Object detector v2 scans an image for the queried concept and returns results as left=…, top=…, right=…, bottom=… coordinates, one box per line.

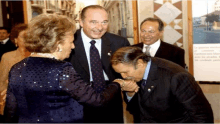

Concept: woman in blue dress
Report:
left=4, top=14, right=138, bottom=123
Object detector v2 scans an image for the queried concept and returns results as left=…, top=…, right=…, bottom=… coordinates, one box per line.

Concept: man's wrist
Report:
left=126, top=91, right=135, bottom=97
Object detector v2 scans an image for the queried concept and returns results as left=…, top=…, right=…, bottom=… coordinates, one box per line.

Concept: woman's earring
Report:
left=15, top=39, right=18, bottom=47
left=58, top=47, right=62, bottom=52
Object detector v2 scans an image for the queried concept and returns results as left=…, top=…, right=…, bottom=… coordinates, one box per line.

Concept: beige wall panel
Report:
left=182, top=0, right=189, bottom=70
left=137, top=0, right=154, bottom=43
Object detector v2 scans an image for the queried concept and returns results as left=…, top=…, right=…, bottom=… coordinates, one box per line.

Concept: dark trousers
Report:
left=83, top=81, right=123, bottom=123
left=0, top=114, right=4, bottom=123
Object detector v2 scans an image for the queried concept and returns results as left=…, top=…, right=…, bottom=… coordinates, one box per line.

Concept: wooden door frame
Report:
left=132, top=0, right=139, bottom=44
left=188, top=0, right=193, bottom=75
left=22, top=0, right=28, bottom=24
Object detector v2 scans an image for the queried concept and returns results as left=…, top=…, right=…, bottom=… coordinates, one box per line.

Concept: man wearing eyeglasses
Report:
left=67, top=5, right=130, bottom=123
left=133, top=17, right=186, bottom=68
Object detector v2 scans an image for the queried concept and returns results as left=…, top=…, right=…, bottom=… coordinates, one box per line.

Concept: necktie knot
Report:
left=141, top=79, right=147, bottom=89
left=145, top=45, right=151, bottom=56
left=90, top=40, right=96, bottom=45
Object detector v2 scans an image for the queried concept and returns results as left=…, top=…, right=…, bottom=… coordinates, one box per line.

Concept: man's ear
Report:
left=79, top=18, right=84, bottom=28
left=159, top=30, right=164, bottom=37
left=137, top=59, right=144, bottom=68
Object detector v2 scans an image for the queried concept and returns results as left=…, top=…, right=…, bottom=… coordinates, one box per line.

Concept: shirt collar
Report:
left=1, top=38, right=9, bottom=44
left=143, top=39, right=160, bottom=48
left=143, top=59, right=151, bottom=80
left=81, top=28, right=101, bottom=46
left=143, top=39, right=161, bottom=57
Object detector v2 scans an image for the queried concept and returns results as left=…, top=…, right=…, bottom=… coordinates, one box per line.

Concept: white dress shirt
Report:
left=81, top=28, right=109, bottom=82
left=143, top=39, right=161, bottom=57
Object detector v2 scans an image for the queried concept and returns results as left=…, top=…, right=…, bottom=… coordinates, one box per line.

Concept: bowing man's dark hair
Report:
left=111, top=46, right=150, bottom=68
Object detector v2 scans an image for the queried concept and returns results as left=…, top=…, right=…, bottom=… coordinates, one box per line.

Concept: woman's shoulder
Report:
left=44, top=58, right=73, bottom=67
left=10, top=57, right=74, bottom=71
left=27, top=57, right=73, bottom=69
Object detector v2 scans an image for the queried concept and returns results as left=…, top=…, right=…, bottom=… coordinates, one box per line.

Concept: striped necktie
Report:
left=145, top=45, right=151, bottom=56
left=141, top=79, right=147, bottom=89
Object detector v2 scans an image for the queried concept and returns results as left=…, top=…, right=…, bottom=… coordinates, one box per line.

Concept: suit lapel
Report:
left=74, top=30, right=90, bottom=76
left=155, top=41, right=166, bottom=58
left=101, top=35, right=112, bottom=78
left=135, top=42, right=144, bottom=49
left=140, top=58, right=160, bottom=103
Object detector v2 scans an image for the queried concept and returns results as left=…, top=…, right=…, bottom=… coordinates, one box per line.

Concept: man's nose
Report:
left=96, top=23, right=103, bottom=30
left=121, top=73, right=127, bottom=79
left=143, top=32, right=151, bottom=37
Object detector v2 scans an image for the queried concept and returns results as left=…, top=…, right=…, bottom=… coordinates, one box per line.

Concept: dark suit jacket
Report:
left=0, top=39, right=17, bottom=61
left=127, top=57, right=213, bottom=123
left=67, top=30, right=130, bottom=123
left=133, top=41, right=185, bottom=67
left=4, top=57, right=121, bottom=123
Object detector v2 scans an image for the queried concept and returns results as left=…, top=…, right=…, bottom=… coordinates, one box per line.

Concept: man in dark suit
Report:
left=111, top=46, right=213, bottom=123
left=0, top=27, right=17, bottom=61
left=133, top=18, right=185, bottom=68
left=67, top=5, right=130, bottom=123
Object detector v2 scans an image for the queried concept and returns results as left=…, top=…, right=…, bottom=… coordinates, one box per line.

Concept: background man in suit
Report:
left=111, top=46, right=213, bottom=123
left=67, top=5, right=130, bottom=123
left=133, top=18, right=185, bottom=68
left=0, top=27, right=17, bottom=61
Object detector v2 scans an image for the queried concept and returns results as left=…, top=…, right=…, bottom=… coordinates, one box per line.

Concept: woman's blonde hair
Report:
left=25, top=14, right=76, bottom=53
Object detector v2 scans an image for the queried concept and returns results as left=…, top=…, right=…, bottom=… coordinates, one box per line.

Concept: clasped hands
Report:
left=114, top=79, right=139, bottom=93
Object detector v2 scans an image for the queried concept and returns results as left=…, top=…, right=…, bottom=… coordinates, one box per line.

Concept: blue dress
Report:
left=4, top=57, right=120, bottom=123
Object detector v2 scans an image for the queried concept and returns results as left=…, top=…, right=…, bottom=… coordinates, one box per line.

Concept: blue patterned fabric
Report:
left=4, top=57, right=120, bottom=123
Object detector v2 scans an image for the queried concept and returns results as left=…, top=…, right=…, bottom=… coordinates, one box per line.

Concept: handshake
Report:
left=114, top=79, right=139, bottom=97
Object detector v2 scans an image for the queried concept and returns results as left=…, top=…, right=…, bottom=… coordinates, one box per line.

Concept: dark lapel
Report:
left=74, top=30, right=90, bottom=75
left=100, top=34, right=112, bottom=78
left=140, top=58, right=160, bottom=103
left=4, top=39, right=16, bottom=50
left=155, top=41, right=167, bottom=58
left=134, top=42, right=144, bottom=49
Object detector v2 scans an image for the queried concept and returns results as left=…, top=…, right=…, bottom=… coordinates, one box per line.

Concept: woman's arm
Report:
left=59, top=64, right=121, bottom=107
left=4, top=83, right=18, bottom=123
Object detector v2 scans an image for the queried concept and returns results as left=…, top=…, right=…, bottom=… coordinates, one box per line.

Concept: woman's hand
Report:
left=1, top=89, right=7, bottom=102
left=114, top=79, right=139, bottom=92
